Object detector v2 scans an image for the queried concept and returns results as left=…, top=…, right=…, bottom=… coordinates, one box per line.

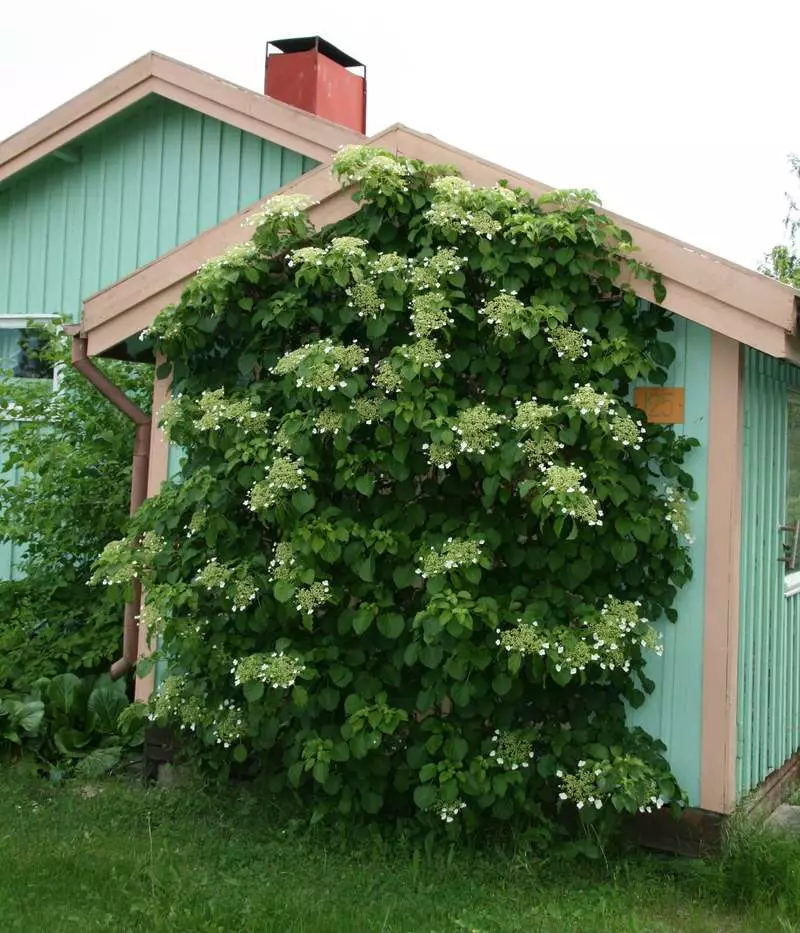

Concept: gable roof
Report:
left=0, top=51, right=363, bottom=186
left=79, top=124, right=800, bottom=360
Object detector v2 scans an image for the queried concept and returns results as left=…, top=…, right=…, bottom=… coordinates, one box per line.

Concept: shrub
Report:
left=0, top=325, right=152, bottom=687
left=94, top=147, right=697, bottom=836
left=0, top=672, right=145, bottom=776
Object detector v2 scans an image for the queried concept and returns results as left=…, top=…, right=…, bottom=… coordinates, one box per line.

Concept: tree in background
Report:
left=0, top=325, right=152, bottom=688
left=761, top=154, right=800, bottom=288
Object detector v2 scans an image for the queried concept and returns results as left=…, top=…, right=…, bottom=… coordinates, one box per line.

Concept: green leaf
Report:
left=233, top=745, right=248, bottom=763
left=75, top=747, right=123, bottom=779
left=355, top=474, right=375, bottom=497
left=243, top=682, right=265, bottom=703
left=47, top=674, right=82, bottom=717
left=354, top=557, right=375, bottom=582
left=318, top=687, right=340, bottom=711
left=292, top=685, right=308, bottom=709
left=329, top=665, right=353, bottom=688
left=413, top=784, right=437, bottom=810
left=611, top=539, right=637, bottom=564
left=53, top=727, right=93, bottom=758
left=392, top=565, right=417, bottom=589
left=291, top=490, right=315, bottom=514
left=377, top=613, right=405, bottom=639
left=492, top=673, right=512, bottom=696
left=87, top=686, right=128, bottom=734
left=353, top=607, right=375, bottom=635
left=419, top=645, right=443, bottom=668
left=274, top=580, right=295, bottom=603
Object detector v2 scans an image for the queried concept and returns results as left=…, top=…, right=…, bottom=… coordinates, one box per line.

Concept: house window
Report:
left=0, top=320, right=55, bottom=381
left=785, top=389, right=800, bottom=595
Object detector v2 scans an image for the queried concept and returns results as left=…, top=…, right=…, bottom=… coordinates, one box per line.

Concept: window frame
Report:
left=0, top=315, right=59, bottom=389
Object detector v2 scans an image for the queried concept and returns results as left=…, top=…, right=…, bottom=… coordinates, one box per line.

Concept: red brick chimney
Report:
left=265, top=37, right=366, bottom=134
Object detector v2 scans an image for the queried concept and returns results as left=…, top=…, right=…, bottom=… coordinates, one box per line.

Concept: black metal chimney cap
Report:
left=268, top=36, right=363, bottom=70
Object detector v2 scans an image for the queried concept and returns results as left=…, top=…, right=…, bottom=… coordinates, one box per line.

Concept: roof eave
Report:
left=80, top=124, right=800, bottom=360
left=0, top=51, right=363, bottom=185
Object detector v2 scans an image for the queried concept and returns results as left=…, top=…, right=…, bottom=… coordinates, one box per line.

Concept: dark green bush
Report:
left=95, top=147, right=698, bottom=838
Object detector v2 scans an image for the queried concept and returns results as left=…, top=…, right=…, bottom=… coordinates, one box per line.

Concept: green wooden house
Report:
left=5, top=40, right=800, bottom=826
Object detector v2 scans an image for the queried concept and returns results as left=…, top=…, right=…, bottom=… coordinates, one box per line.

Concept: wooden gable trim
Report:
left=80, top=124, right=799, bottom=359
left=0, top=52, right=362, bottom=185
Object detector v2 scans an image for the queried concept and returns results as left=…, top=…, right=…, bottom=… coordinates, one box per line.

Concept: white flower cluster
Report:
left=496, top=595, right=661, bottom=678
left=478, top=292, right=558, bottom=337
left=439, top=800, right=467, bottom=823
left=565, top=383, right=616, bottom=417
left=415, top=537, right=485, bottom=579
left=245, top=456, right=307, bottom=513
left=512, top=398, right=557, bottom=432
left=296, top=580, right=331, bottom=617
left=272, top=338, right=369, bottom=393
left=664, top=486, right=694, bottom=544
left=489, top=729, right=534, bottom=770
left=332, top=145, right=413, bottom=194
left=609, top=412, right=646, bottom=450
left=425, top=176, right=517, bottom=241
left=287, top=236, right=368, bottom=272
left=212, top=699, right=245, bottom=748
left=231, top=651, right=306, bottom=689
left=197, top=242, right=260, bottom=278
left=268, top=541, right=298, bottom=582
left=398, top=338, right=451, bottom=370
left=244, top=193, right=318, bottom=227
left=556, top=762, right=605, bottom=810
left=409, top=292, right=455, bottom=339
left=193, top=388, right=271, bottom=434
left=545, top=324, right=592, bottom=361
left=585, top=596, right=662, bottom=673
left=193, top=558, right=258, bottom=612
left=538, top=462, right=604, bottom=527
left=408, top=248, right=466, bottom=292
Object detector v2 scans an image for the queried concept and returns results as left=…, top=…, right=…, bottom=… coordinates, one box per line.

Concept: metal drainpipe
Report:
left=71, top=336, right=151, bottom=680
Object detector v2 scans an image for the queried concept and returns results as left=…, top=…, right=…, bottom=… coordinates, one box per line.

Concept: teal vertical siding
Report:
left=737, top=350, right=800, bottom=797
left=0, top=96, right=318, bottom=322
left=628, top=317, right=711, bottom=807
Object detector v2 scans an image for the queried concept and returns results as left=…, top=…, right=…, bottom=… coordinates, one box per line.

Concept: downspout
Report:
left=71, top=336, right=151, bottom=680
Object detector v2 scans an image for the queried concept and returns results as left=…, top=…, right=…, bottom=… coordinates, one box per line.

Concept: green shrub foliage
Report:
left=95, top=147, right=698, bottom=832
left=0, top=327, right=152, bottom=687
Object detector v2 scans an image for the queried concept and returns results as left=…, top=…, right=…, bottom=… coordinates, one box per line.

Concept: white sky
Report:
left=1, top=0, right=797, bottom=272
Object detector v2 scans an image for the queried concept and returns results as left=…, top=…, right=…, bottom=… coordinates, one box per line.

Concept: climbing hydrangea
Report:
left=566, top=383, right=616, bottom=417
left=272, top=339, right=370, bottom=392
left=539, top=462, right=604, bottom=527
left=489, top=729, right=534, bottom=770
left=246, top=192, right=318, bottom=226
left=512, top=398, right=557, bottom=432
left=231, top=651, right=306, bottom=689
left=399, top=338, right=450, bottom=370
left=416, top=537, right=485, bottom=578
left=546, top=324, right=592, bottom=361
left=296, top=580, right=331, bottom=616
left=193, top=388, right=271, bottom=433
left=665, top=487, right=694, bottom=544
left=409, top=292, right=454, bottom=338
left=131, top=142, right=692, bottom=837
left=609, top=412, right=646, bottom=450
left=246, top=457, right=307, bottom=513
left=268, top=541, right=298, bottom=582
left=453, top=404, right=506, bottom=454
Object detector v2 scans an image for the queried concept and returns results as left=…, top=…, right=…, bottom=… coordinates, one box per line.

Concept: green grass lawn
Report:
left=1, top=766, right=798, bottom=933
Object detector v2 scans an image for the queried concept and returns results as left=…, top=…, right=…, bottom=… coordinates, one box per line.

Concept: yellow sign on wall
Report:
left=634, top=387, right=685, bottom=424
